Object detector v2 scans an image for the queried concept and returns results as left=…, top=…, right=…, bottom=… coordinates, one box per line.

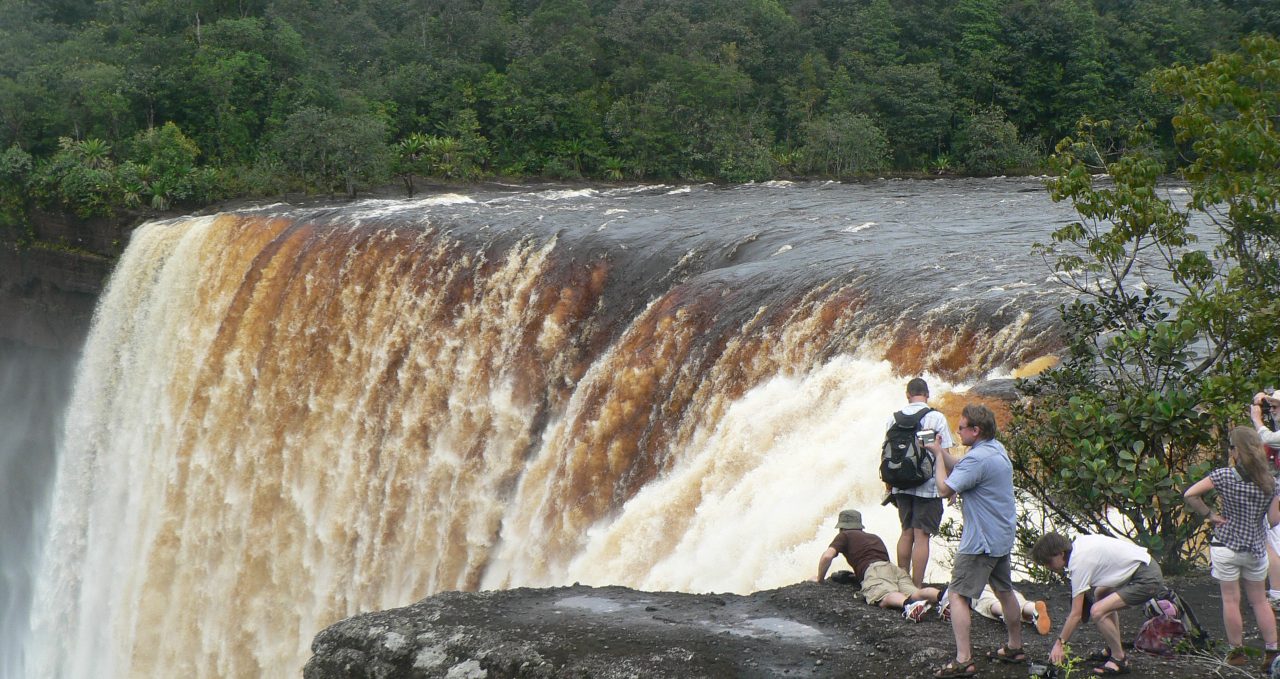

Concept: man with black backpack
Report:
left=881, top=378, right=954, bottom=588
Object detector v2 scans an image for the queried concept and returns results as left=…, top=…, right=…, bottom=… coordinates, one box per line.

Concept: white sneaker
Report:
left=903, top=600, right=932, bottom=622
left=938, top=588, right=951, bottom=621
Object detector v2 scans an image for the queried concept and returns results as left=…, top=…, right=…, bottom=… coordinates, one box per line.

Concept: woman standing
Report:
left=1185, top=426, right=1280, bottom=670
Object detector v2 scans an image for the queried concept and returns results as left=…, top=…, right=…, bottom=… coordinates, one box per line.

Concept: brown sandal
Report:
left=934, top=660, right=978, bottom=678
left=986, top=645, right=1027, bottom=663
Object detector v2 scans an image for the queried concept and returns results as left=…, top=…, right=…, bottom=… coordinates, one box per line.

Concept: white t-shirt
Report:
left=1067, top=534, right=1152, bottom=598
left=885, top=402, right=954, bottom=498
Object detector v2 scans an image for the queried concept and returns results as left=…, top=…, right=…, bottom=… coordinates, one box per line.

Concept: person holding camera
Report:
left=1249, top=391, right=1280, bottom=607
left=925, top=404, right=1021, bottom=678
left=1252, top=390, right=1280, bottom=447
left=885, top=378, right=955, bottom=588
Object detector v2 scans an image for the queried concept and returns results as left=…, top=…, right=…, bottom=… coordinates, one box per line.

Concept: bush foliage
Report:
left=1010, top=36, right=1280, bottom=572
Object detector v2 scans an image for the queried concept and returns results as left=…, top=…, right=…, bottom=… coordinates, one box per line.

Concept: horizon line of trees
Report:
left=0, top=0, right=1277, bottom=230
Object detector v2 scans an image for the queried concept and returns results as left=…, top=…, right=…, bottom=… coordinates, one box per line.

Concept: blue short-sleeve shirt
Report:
left=945, top=438, right=1016, bottom=556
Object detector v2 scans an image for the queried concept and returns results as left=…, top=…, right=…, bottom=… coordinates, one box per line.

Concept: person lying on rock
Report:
left=938, top=585, right=1052, bottom=636
left=813, top=509, right=941, bottom=622
left=1031, top=532, right=1165, bottom=676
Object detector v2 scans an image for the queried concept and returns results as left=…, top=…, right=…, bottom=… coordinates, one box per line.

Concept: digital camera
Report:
left=916, top=429, right=937, bottom=444
left=1027, top=662, right=1059, bottom=679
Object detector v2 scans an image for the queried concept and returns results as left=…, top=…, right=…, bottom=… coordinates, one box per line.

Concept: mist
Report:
left=0, top=341, right=75, bottom=679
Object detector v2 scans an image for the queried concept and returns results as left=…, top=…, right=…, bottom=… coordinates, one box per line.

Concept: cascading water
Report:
left=17, top=180, right=1082, bottom=678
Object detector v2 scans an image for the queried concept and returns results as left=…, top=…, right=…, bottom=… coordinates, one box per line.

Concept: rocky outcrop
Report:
left=304, top=579, right=1222, bottom=679
left=0, top=241, right=113, bottom=350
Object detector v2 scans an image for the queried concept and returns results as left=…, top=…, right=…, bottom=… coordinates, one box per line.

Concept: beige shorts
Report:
left=860, top=561, right=918, bottom=605
left=972, top=586, right=1027, bottom=620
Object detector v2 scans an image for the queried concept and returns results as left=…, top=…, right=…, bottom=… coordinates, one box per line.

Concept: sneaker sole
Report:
left=1034, top=600, right=1051, bottom=635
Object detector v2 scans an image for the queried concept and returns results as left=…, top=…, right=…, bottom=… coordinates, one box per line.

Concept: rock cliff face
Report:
left=0, top=243, right=112, bottom=350
left=303, top=578, right=1225, bottom=679
left=0, top=209, right=128, bottom=350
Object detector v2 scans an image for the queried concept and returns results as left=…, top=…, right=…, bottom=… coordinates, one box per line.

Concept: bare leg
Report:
left=1090, top=593, right=1129, bottom=662
left=1222, top=579, right=1244, bottom=647
left=880, top=592, right=908, bottom=610
left=1244, top=578, right=1278, bottom=647
left=897, top=529, right=913, bottom=573
left=948, top=590, right=974, bottom=664
left=993, top=589, right=1024, bottom=651
left=882, top=587, right=940, bottom=610
left=910, top=528, right=930, bottom=587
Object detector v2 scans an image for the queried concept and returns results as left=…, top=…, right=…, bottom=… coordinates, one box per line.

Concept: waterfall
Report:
left=23, top=184, right=1063, bottom=678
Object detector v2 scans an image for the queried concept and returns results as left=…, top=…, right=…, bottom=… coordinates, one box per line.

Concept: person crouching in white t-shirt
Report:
left=1031, top=532, right=1164, bottom=676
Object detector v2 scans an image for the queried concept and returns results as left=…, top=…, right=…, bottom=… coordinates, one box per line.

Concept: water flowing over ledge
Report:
left=22, top=180, right=1076, bottom=678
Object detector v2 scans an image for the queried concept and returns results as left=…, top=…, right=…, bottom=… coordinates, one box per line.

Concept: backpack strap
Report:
left=893, top=407, right=932, bottom=429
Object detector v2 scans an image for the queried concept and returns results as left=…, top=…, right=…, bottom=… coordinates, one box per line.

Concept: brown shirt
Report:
left=829, top=529, right=890, bottom=580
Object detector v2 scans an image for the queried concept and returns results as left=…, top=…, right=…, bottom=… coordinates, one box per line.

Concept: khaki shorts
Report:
left=973, top=586, right=1027, bottom=620
left=1114, top=561, right=1163, bottom=606
left=860, top=561, right=918, bottom=605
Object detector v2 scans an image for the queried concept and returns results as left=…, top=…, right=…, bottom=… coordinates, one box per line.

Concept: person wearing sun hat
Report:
left=814, top=509, right=941, bottom=621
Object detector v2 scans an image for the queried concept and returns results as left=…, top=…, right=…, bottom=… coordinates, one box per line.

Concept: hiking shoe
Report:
left=903, top=600, right=932, bottom=622
left=1032, top=600, right=1051, bottom=635
left=1226, top=647, right=1249, bottom=666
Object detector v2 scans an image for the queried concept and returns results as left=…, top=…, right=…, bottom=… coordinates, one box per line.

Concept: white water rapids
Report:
left=13, top=180, right=1080, bottom=678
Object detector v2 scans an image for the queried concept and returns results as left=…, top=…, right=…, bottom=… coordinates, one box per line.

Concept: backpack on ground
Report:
left=1134, top=587, right=1209, bottom=656
left=880, top=407, right=935, bottom=490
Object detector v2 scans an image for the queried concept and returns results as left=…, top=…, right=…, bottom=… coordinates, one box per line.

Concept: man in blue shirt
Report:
left=925, top=404, right=1021, bottom=678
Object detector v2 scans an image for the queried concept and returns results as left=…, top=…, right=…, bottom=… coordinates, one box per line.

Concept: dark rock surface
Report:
left=305, top=575, right=1265, bottom=679
left=0, top=242, right=113, bottom=350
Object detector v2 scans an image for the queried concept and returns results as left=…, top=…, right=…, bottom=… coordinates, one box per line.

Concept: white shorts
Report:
left=1211, top=545, right=1269, bottom=582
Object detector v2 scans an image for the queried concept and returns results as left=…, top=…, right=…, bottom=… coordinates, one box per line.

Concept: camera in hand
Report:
left=916, top=429, right=937, bottom=444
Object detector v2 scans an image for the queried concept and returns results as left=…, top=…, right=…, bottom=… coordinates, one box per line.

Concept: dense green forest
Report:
left=0, top=0, right=1277, bottom=221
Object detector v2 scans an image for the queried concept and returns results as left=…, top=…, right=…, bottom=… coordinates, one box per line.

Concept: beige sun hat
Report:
left=835, top=509, right=863, bottom=531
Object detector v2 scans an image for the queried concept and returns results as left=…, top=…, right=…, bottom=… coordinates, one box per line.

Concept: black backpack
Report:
left=880, top=407, right=935, bottom=489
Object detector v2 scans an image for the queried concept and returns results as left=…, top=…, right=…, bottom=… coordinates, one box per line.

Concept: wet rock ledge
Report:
left=303, top=579, right=1226, bottom=679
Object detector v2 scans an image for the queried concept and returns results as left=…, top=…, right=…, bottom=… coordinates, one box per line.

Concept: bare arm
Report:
left=1270, top=496, right=1280, bottom=529
left=815, top=547, right=838, bottom=582
left=1183, top=476, right=1225, bottom=527
left=1049, top=593, right=1087, bottom=665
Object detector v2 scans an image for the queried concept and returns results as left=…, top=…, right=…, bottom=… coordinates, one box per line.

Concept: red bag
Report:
left=1134, top=612, right=1186, bottom=656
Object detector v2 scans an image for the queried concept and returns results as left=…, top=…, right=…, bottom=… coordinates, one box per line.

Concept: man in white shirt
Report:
left=885, top=377, right=954, bottom=587
left=1031, top=532, right=1164, bottom=675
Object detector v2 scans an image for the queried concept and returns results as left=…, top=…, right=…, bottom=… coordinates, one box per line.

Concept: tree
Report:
left=798, top=112, right=888, bottom=176
left=0, top=144, right=33, bottom=235
left=121, top=122, right=212, bottom=209
left=273, top=107, right=390, bottom=197
left=952, top=107, right=1037, bottom=175
left=1009, top=36, right=1280, bottom=572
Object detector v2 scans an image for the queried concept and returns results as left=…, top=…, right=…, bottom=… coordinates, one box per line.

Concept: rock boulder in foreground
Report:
left=305, top=577, right=1232, bottom=678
